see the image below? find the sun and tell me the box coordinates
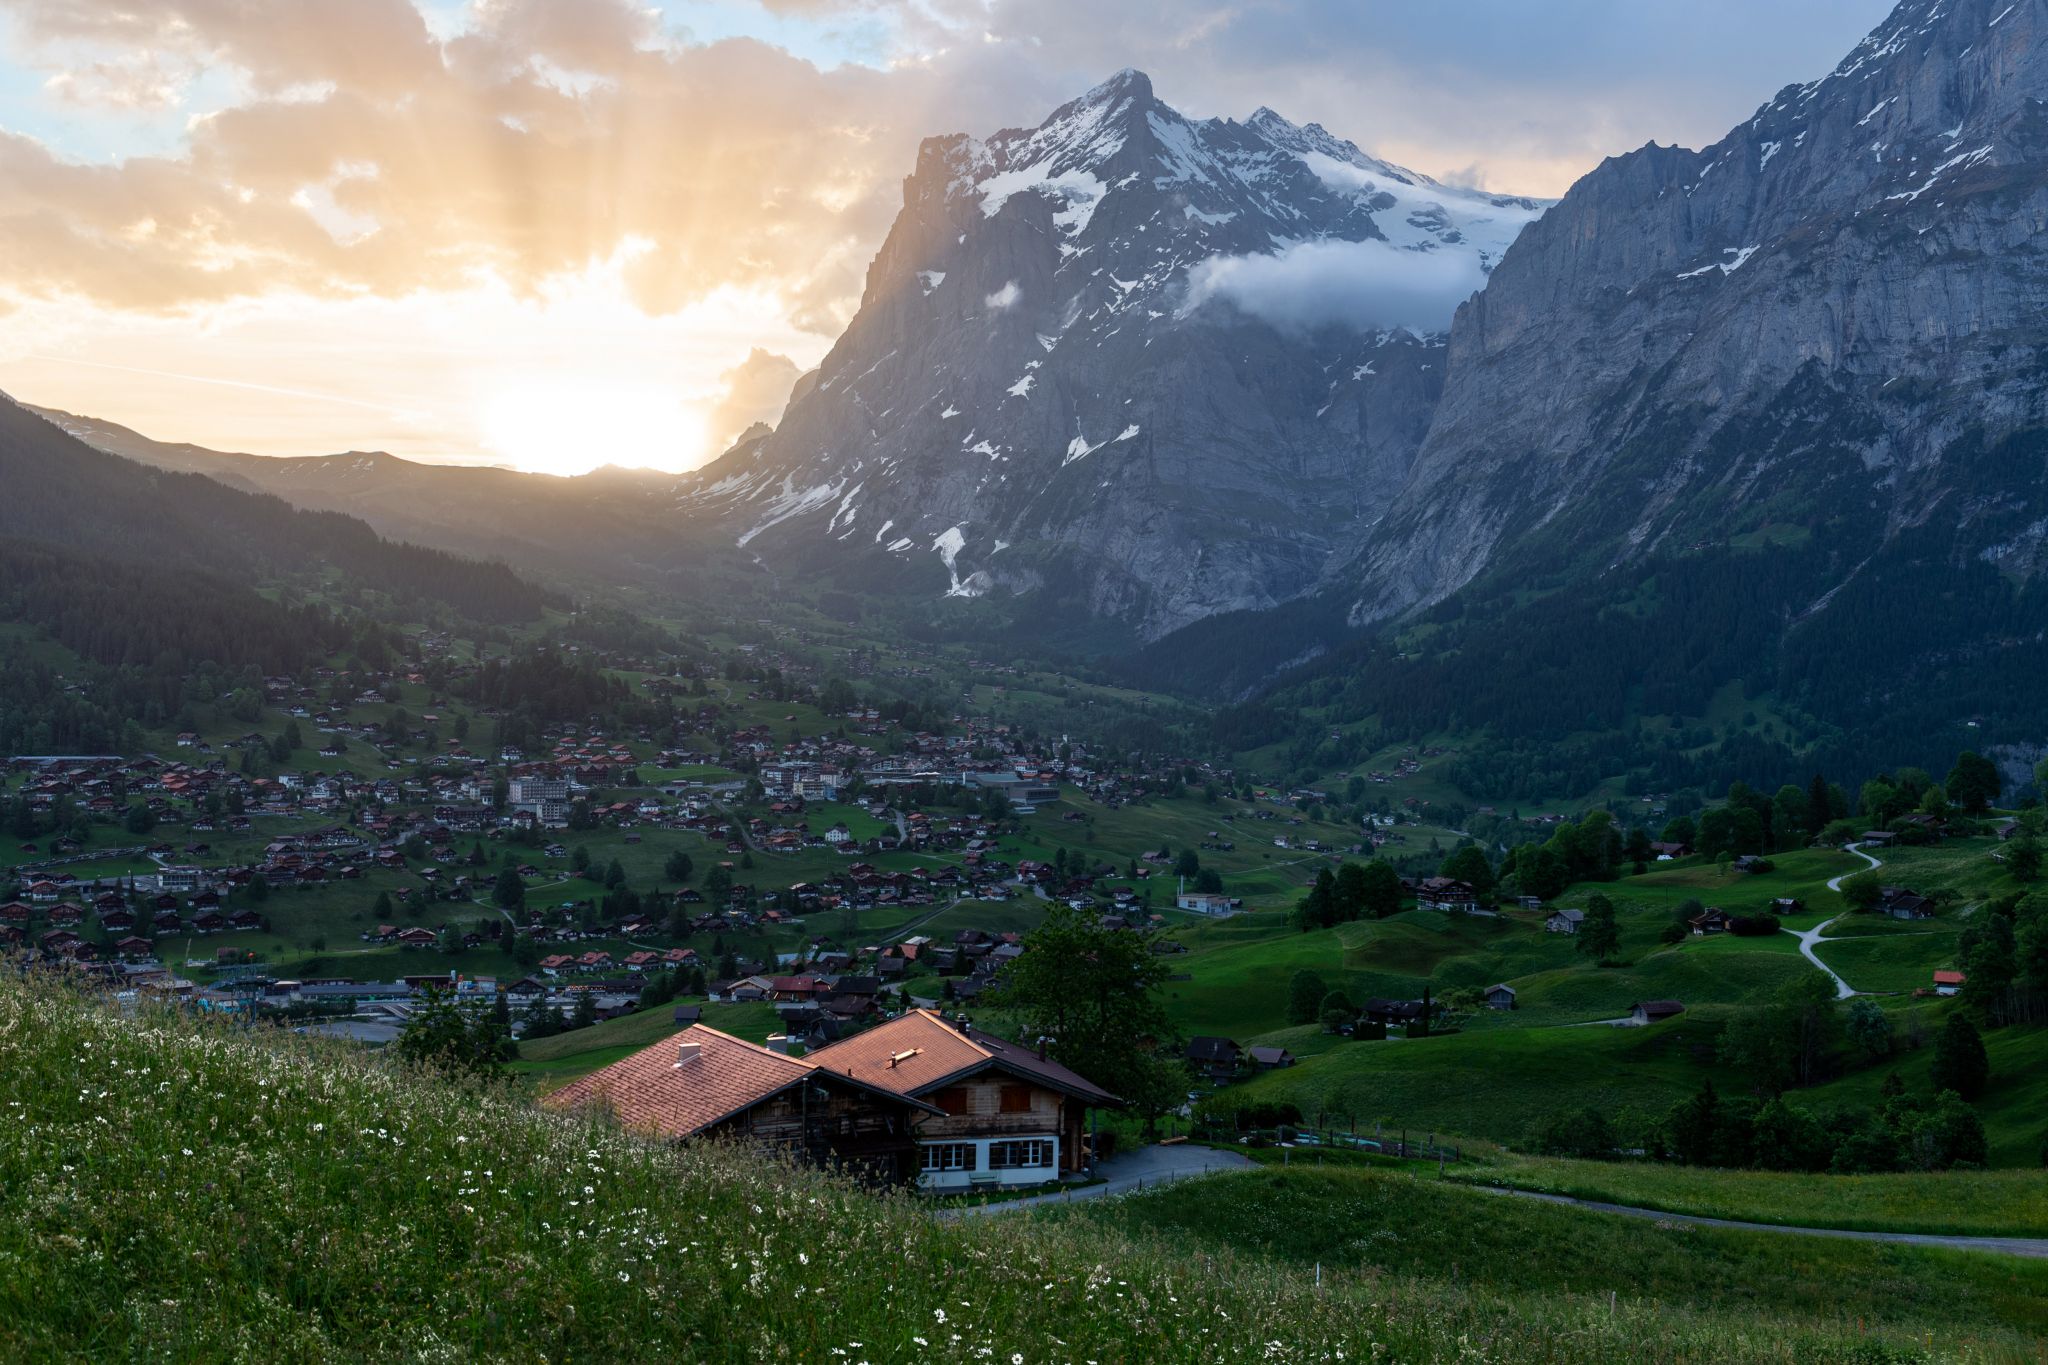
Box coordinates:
[478,379,707,477]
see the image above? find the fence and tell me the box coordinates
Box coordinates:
[1198,1116,1463,1165]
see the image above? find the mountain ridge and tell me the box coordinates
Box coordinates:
[674,69,1549,640]
[1337,0,2048,625]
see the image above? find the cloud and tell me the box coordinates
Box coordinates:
[464,0,668,74]
[1184,238,1486,335]
[0,1,1037,323]
[702,347,802,454]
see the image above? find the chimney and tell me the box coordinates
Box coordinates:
[673,1041,702,1067]
[1036,1035,1049,1061]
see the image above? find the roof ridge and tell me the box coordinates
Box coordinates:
[680,1021,815,1073]
[908,1007,995,1058]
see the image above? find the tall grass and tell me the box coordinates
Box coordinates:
[0,975,1990,1361]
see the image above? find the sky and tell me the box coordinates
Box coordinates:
[0,0,1897,475]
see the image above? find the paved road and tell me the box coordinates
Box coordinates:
[1483,1185,2048,1258]
[1784,842,1885,999]
[946,1144,1256,1218]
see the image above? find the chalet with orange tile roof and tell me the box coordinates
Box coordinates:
[805,1009,1123,1191]
[543,1024,938,1184]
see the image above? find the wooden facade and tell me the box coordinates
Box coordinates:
[712,1078,922,1185]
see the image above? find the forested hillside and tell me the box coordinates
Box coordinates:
[0,397,547,624]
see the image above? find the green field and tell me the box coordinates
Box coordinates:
[1456,1155,2048,1238]
[509,1000,783,1081]
[1044,1166,2048,1354]
[1210,1014,1737,1147]
[1814,931,1962,994]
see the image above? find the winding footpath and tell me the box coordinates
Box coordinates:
[1483,1186,2048,1258]
[1785,842,1885,999]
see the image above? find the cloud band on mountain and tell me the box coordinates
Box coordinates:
[1184,238,1487,335]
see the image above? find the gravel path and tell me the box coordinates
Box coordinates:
[1483,1185,2048,1258]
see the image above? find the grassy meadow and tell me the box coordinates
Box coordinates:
[5,974,2004,1364]
[1453,1155,2048,1238]
[1043,1166,2048,1357]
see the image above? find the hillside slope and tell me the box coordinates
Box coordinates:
[28,405,701,593]
[1159,0,2048,792]
[1346,0,2048,626]
[0,975,1991,1363]
[0,395,546,623]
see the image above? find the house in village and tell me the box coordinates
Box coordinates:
[1363,997,1431,1030]
[1483,983,1517,1010]
[1414,878,1479,913]
[1544,908,1583,935]
[805,1010,1123,1191]
[1933,969,1966,997]
[1246,1046,1296,1070]
[1689,907,1732,936]
[543,1025,941,1184]
[1878,887,1935,921]
[1185,1036,1242,1080]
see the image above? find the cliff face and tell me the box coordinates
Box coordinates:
[677,71,1543,640]
[1339,0,2048,622]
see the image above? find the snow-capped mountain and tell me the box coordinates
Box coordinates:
[678,70,1547,639]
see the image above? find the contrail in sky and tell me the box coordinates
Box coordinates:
[26,355,421,420]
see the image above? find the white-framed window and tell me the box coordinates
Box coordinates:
[987,1139,1055,1170]
[920,1142,977,1173]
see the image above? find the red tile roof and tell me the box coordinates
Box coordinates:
[806,1009,1123,1107]
[543,1023,939,1140]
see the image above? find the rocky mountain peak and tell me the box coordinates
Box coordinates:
[1337,0,2048,631]
[679,72,1550,640]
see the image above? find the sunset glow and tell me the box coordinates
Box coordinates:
[0,0,1892,471]
[479,379,702,477]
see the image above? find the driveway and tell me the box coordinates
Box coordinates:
[946,1143,1255,1218]
[1782,842,1885,999]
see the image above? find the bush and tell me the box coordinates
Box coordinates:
[1528,1106,1614,1159]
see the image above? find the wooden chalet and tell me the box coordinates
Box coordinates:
[543,1024,940,1184]
[806,1009,1123,1190]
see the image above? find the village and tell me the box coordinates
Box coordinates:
[2,632,2009,1206]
